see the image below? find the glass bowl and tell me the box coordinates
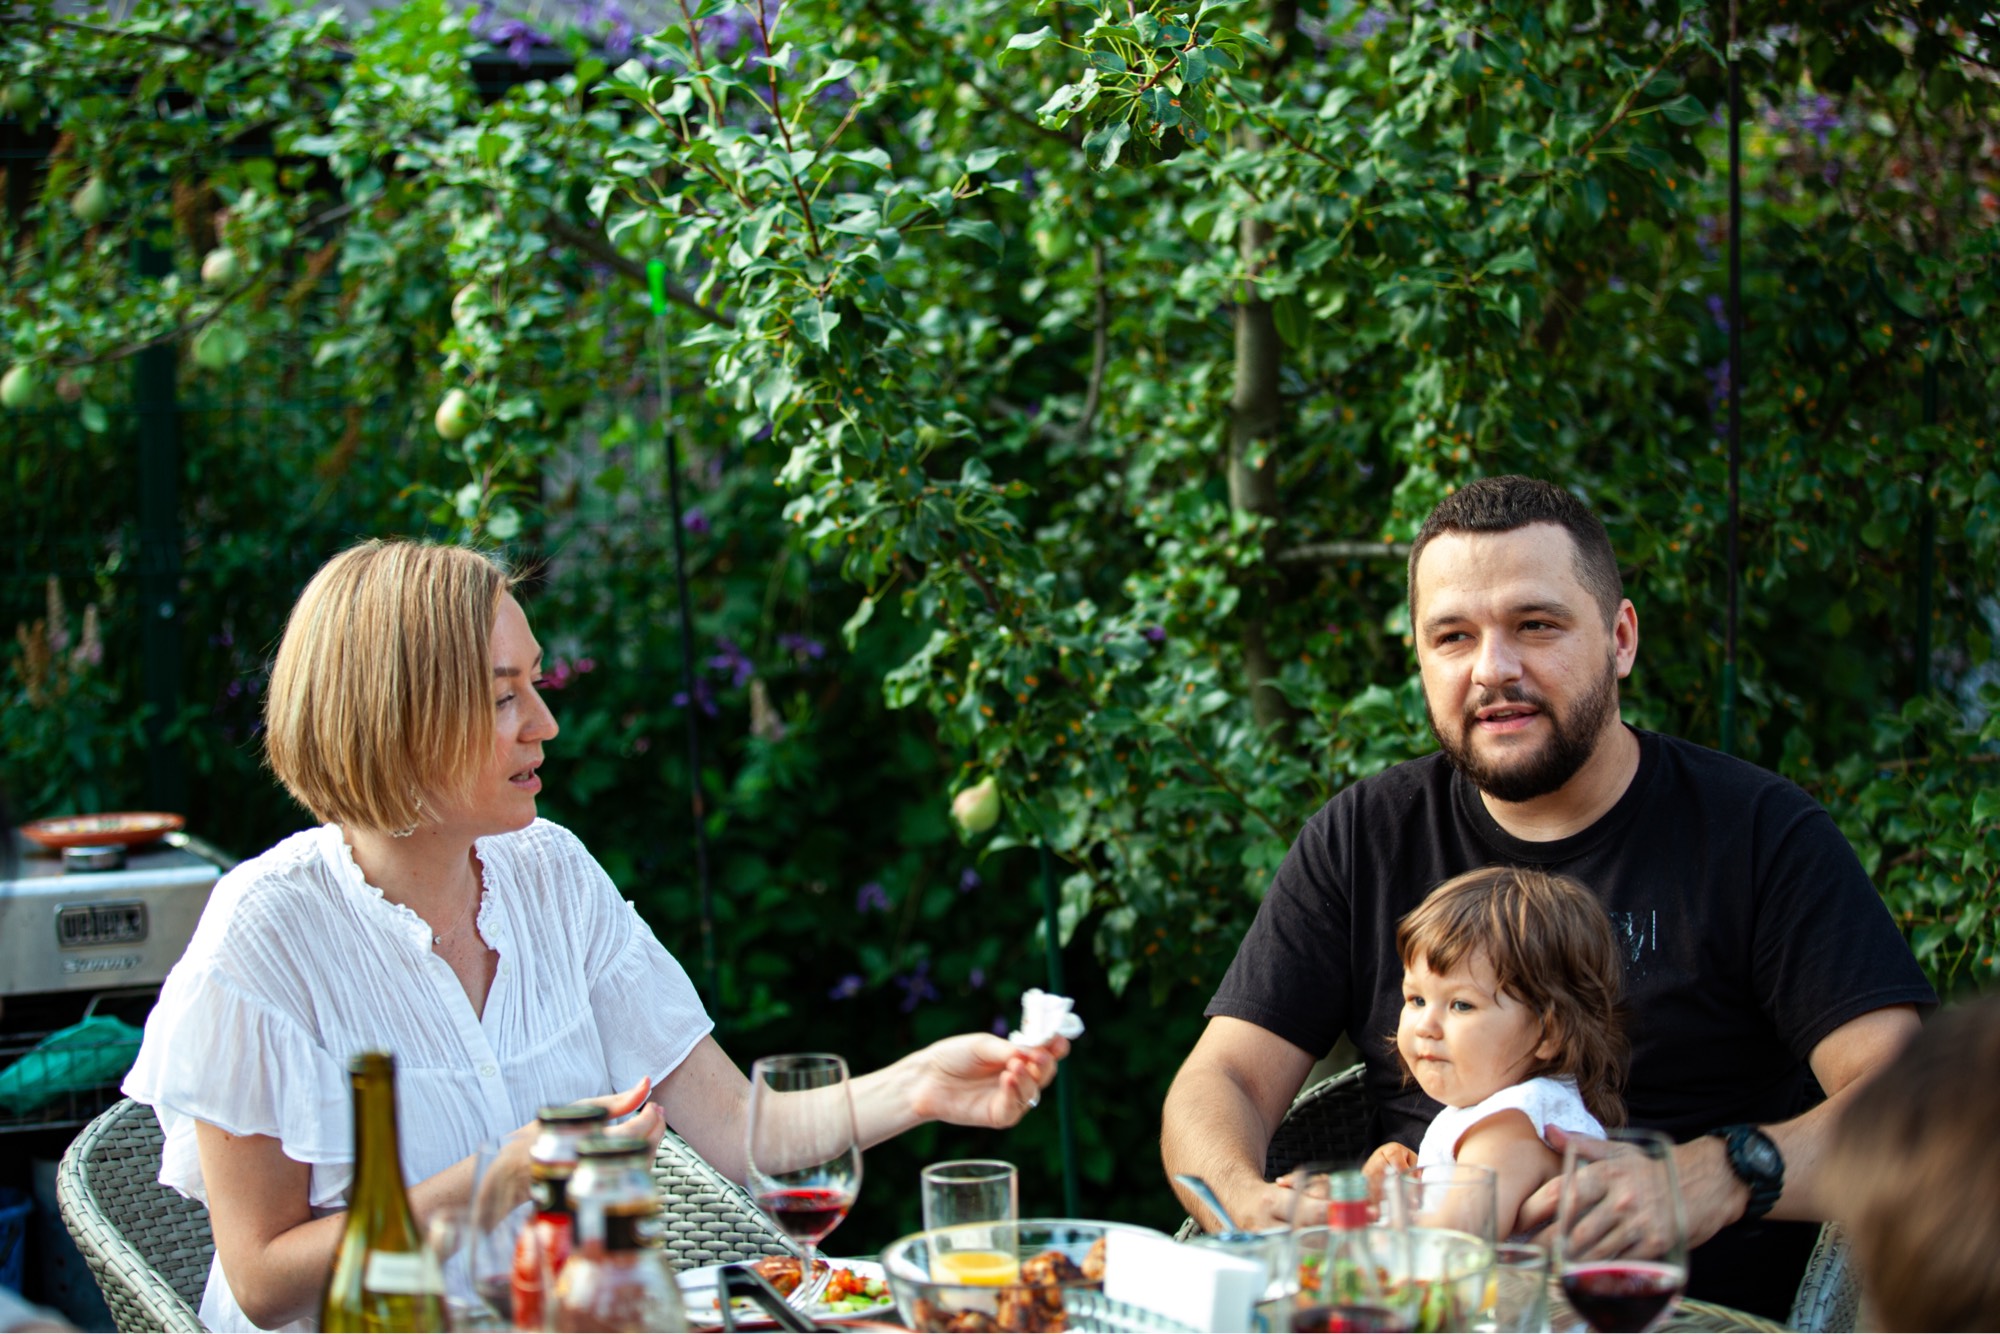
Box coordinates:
[879,1217,1169,1332]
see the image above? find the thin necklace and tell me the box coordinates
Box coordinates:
[432,871,481,946]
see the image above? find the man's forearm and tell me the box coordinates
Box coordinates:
[1162,1063,1288,1230]
[1676,1005,1920,1244]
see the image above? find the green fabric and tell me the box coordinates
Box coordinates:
[0,1014,144,1115]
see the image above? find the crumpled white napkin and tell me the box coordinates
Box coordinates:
[1009,986,1086,1046]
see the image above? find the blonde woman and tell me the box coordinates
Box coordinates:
[125,541,1064,1333]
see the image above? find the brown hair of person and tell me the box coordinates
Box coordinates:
[1397,865,1628,1127]
[1406,475,1625,627]
[264,540,511,833]
[1829,998,2000,1332]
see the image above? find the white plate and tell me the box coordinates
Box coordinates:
[680,1257,894,1328]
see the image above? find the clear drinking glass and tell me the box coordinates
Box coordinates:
[1398,1164,1498,1330]
[746,1054,862,1305]
[1286,1166,1419,1333]
[468,1135,533,1327]
[1553,1129,1687,1333]
[1482,1242,1551,1334]
[921,1159,1021,1285]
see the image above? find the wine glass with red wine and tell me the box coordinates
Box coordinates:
[1554,1128,1688,1333]
[746,1053,862,1306]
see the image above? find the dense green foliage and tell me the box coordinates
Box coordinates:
[4,0,1996,1239]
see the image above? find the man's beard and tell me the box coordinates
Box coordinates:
[1428,659,1622,804]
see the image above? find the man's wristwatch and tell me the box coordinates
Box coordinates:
[1709,1124,1784,1223]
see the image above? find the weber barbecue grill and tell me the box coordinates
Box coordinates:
[0,832,231,1134]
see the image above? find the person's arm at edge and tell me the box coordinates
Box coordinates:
[1161,1016,1317,1233]
[195,1082,660,1329]
[655,1032,1067,1184]
[1519,1004,1920,1246]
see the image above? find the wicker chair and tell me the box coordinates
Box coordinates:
[1173,1063,1374,1240]
[648,1127,795,1270]
[56,1098,211,1333]
[1787,1220,1861,1332]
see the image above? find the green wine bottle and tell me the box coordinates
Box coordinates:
[321,1052,448,1332]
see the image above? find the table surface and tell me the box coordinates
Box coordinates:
[1547,1292,1785,1333]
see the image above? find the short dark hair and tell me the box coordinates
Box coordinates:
[1407,476,1624,625]
[1830,999,2000,1332]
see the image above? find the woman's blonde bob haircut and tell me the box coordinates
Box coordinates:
[264,540,512,833]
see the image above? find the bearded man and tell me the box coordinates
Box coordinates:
[1160,476,1933,1320]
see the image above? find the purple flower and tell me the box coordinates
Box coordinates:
[672,677,719,716]
[1018,167,1039,193]
[1352,7,1390,39]
[991,1016,1010,1036]
[1704,360,1733,439]
[1356,461,1376,478]
[470,10,554,65]
[894,959,939,1013]
[958,868,982,893]
[829,974,864,1000]
[1796,94,1840,147]
[856,881,890,913]
[683,506,711,536]
[1143,625,1166,644]
[778,632,826,660]
[1706,294,1729,332]
[968,967,986,989]
[707,637,755,688]
[1607,274,1627,292]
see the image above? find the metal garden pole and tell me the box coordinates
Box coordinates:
[1918,349,1938,698]
[1038,843,1081,1217]
[1721,3,1744,758]
[648,258,719,1014]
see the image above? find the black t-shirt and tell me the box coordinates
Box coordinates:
[1207,727,1935,1319]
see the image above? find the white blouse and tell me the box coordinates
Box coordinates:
[124,819,713,1333]
[1415,1074,1605,1168]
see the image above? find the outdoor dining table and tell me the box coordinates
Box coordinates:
[1546,1292,1785,1334]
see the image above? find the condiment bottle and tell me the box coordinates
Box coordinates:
[512,1102,612,1331]
[551,1136,687,1332]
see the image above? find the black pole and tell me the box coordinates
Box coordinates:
[649,260,719,1015]
[1038,843,1081,1218]
[1917,350,1938,697]
[1721,7,1743,757]
[135,224,186,811]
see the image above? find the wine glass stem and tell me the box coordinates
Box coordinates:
[792,1241,831,1307]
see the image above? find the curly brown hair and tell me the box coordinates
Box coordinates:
[1396,865,1628,1127]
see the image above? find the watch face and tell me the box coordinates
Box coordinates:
[1736,1130,1782,1179]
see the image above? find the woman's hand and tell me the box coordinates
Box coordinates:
[484,1077,662,1219]
[903,1033,1069,1130]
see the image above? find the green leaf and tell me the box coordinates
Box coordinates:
[1974,789,2000,825]
[793,300,840,351]
[945,218,1004,255]
[964,146,1005,174]
[1656,94,1708,126]
[1083,120,1132,171]
[1485,247,1536,275]
[842,594,877,648]
[1000,25,1053,58]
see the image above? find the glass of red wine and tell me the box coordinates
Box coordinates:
[746,1053,862,1307]
[1553,1128,1688,1333]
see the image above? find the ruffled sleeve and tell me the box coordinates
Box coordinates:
[123,960,352,1204]
[555,828,713,1091]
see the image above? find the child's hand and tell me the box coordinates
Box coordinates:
[1362,1141,1417,1196]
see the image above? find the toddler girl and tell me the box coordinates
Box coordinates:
[1364,865,1627,1238]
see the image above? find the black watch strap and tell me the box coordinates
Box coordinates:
[1710,1124,1784,1223]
